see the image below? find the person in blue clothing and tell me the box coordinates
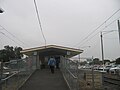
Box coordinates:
[48,57,56,74]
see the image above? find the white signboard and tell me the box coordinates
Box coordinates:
[33,52,37,56]
[67,51,71,55]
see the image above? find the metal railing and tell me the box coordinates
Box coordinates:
[0,56,36,90]
[61,56,79,90]
[60,56,103,90]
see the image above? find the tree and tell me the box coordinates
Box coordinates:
[116,57,120,64]
[80,61,87,65]
[104,59,110,65]
[4,45,15,59]
[0,49,9,62]
[0,45,23,62]
[93,58,100,65]
[14,46,23,59]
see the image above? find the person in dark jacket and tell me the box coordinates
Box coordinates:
[48,57,56,73]
[55,56,60,69]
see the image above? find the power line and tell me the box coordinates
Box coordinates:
[79,32,99,47]
[74,8,120,47]
[76,17,120,47]
[102,30,117,35]
[102,16,120,31]
[79,17,120,45]
[78,17,120,47]
[104,37,118,39]
[33,0,47,46]
[0,25,28,47]
[0,31,23,47]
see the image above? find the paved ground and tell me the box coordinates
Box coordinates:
[19,69,69,90]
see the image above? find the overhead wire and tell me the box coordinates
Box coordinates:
[0,31,23,47]
[102,16,120,31]
[104,37,118,39]
[78,16,120,47]
[0,24,28,47]
[0,35,4,49]
[0,0,47,48]
[79,32,100,47]
[33,0,47,46]
[74,8,120,47]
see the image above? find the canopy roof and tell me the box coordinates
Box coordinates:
[21,45,83,57]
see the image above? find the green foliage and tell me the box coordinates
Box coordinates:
[93,58,100,65]
[116,57,120,64]
[0,49,9,62]
[104,59,110,64]
[14,46,23,59]
[80,61,87,65]
[0,45,23,62]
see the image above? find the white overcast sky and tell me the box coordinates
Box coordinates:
[0,0,120,60]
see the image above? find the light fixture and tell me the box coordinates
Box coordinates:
[0,8,4,13]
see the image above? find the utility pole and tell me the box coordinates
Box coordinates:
[0,59,3,89]
[0,8,4,90]
[91,56,95,90]
[117,20,120,44]
[100,32,105,71]
[78,54,80,64]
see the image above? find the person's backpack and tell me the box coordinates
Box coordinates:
[48,59,55,66]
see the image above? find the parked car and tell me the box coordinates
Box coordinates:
[105,65,112,72]
[109,65,120,74]
[93,65,100,70]
[98,65,105,71]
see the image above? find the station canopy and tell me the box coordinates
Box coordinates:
[21,45,83,58]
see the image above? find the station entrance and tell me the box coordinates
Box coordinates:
[21,45,83,69]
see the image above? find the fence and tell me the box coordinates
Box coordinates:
[61,56,79,90]
[61,57,103,90]
[0,56,36,90]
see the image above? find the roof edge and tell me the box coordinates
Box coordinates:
[21,45,83,53]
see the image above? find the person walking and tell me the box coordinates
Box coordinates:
[55,56,60,69]
[48,57,56,74]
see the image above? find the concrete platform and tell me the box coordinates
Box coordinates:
[19,69,69,90]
